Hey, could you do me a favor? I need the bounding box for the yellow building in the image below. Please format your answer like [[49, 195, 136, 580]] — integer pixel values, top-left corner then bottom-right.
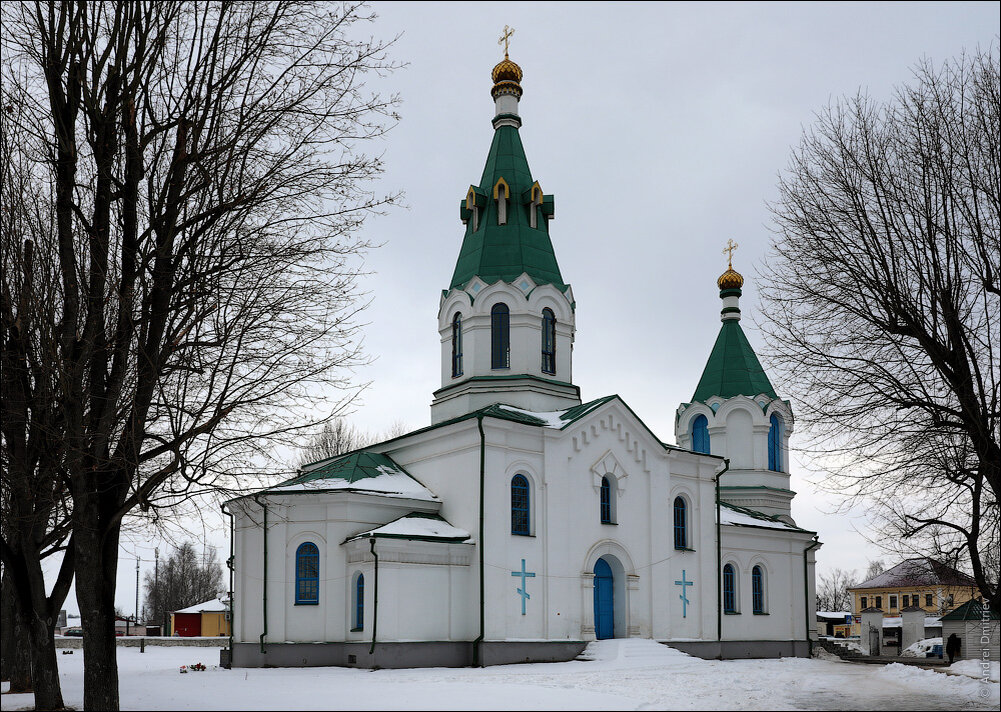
[[170, 597, 231, 637], [848, 558, 977, 635]]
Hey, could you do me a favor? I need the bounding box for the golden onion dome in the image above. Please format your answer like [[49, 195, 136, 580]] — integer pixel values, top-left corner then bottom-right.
[[717, 267, 744, 291], [492, 55, 523, 84]]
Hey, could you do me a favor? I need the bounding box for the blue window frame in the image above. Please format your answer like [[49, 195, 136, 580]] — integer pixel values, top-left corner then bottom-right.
[[752, 565, 764, 614], [295, 542, 319, 605], [673, 497, 687, 549], [768, 414, 783, 471], [600, 476, 612, 524], [723, 563, 737, 613], [353, 573, 365, 630], [541, 308, 556, 375], [451, 312, 463, 377], [511, 475, 530, 535], [491, 303, 510, 369], [691, 415, 710, 454]]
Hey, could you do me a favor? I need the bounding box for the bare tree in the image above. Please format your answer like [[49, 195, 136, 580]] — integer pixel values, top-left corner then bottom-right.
[[0, 2, 399, 709], [299, 417, 411, 465], [816, 567, 858, 612], [862, 559, 886, 582], [760, 48, 999, 613], [143, 542, 223, 632]]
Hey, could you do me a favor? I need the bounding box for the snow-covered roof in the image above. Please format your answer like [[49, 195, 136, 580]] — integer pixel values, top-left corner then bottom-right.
[[496, 397, 613, 429], [345, 513, 472, 543], [852, 558, 976, 590], [174, 597, 228, 614], [817, 611, 852, 619], [266, 452, 438, 502], [718, 502, 803, 531], [879, 616, 942, 628]]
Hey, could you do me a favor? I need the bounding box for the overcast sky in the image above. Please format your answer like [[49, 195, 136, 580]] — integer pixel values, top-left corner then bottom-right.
[[87, 1, 1000, 617]]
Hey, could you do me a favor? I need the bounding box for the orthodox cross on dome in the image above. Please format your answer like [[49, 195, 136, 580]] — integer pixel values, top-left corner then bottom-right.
[[511, 558, 536, 615], [723, 239, 739, 269], [498, 25, 515, 57], [675, 570, 694, 618]]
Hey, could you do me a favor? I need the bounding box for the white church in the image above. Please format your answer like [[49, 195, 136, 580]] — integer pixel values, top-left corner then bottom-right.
[[224, 47, 821, 669]]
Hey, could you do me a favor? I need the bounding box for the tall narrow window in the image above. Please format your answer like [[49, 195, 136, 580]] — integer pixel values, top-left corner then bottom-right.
[[451, 312, 463, 377], [295, 543, 319, 605], [600, 476, 612, 524], [541, 308, 556, 375], [861, 596, 867, 609], [491, 303, 510, 369], [768, 414, 783, 471], [511, 475, 530, 535], [353, 573, 364, 630], [673, 497, 687, 549], [691, 415, 710, 454], [875, 595, 882, 609], [723, 563, 737, 613], [752, 565, 765, 614]]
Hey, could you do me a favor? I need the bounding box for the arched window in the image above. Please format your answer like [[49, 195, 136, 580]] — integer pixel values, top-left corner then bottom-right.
[[673, 496, 687, 549], [353, 573, 364, 630], [295, 542, 319, 605], [491, 303, 510, 369], [723, 563, 737, 614], [691, 414, 710, 454], [451, 312, 463, 378], [768, 414, 783, 471], [752, 565, 765, 614], [541, 308, 556, 375], [511, 475, 530, 535], [600, 476, 613, 524]]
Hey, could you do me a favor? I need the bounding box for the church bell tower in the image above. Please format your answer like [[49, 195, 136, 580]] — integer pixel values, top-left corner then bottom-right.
[[431, 36, 580, 424]]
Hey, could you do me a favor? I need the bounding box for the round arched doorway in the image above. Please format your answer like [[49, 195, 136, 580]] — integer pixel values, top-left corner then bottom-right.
[[593, 557, 614, 639]]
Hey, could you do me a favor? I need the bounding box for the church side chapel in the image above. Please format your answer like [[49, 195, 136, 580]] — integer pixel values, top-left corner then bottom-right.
[[225, 32, 821, 669]]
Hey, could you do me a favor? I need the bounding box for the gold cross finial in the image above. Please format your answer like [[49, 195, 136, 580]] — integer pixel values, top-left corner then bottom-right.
[[723, 239, 738, 269], [498, 25, 515, 57]]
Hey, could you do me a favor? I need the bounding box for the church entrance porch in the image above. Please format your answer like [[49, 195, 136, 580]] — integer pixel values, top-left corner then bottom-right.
[[584, 550, 629, 640]]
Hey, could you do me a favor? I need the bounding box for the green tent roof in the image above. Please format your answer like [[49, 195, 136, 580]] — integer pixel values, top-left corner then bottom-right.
[[449, 123, 566, 290], [939, 598, 1000, 621], [692, 319, 777, 403], [281, 451, 413, 487]]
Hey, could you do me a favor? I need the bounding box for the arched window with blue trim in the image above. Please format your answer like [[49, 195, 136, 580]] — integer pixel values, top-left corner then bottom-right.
[[451, 312, 463, 377], [511, 475, 530, 535], [352, 572, 364, 630], [541, 308, 556, 375], [673, 496, 687, 549], [768, 414, 783, 471], [752, 565, 765, 614], [723, 563, 737, 613], [295, 542, 319, 605], [600, 476, 613, 524], [491, 303, 510, 369], [691, 414, 710, 454]]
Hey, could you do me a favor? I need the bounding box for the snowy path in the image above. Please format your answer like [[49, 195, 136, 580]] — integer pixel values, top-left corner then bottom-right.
[[2, 639, 997, 711]]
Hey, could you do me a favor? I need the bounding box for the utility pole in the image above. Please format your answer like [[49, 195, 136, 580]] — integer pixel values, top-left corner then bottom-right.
[[135, 557, 140, 632]]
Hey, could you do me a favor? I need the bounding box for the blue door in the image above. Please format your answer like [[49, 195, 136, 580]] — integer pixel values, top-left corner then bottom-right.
[[593, 558, 614, 640]]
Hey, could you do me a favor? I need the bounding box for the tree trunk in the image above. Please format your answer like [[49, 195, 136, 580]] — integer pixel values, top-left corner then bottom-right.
[[75, 525, 120, 711], [1, 574, 32, 692], [26, 614, 64, 710]]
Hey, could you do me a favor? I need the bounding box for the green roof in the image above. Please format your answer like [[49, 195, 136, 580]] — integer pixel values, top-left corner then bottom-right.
[[282, 451, 413, 487], [449, 123, 566, 291], [692, 319, 777, 403], [939, 598, 999, 621]]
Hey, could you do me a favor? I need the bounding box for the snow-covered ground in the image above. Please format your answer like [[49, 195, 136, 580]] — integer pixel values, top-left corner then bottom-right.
[[2, 640, 998, 711]]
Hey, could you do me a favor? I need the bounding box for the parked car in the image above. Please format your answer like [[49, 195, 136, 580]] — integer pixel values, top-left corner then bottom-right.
[[63, 627, 83, 637]]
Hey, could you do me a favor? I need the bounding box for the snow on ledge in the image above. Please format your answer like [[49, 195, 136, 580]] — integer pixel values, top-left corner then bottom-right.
[[719, 504, 797, 530], [353, 515, 471, 541]]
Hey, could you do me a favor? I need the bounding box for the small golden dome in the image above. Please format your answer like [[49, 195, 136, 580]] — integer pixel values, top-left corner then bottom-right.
[[492, 56, 523, 84], [717, 267, 744, 290]]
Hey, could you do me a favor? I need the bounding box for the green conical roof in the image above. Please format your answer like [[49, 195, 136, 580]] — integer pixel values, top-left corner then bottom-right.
[[449, 123, 565, 290], [692, 319, 777, 402]]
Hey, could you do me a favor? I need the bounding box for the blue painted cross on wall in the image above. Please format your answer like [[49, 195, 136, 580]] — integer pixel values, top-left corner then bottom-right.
[[511, 559, 536, 615], [675, 570, 694, 618]]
